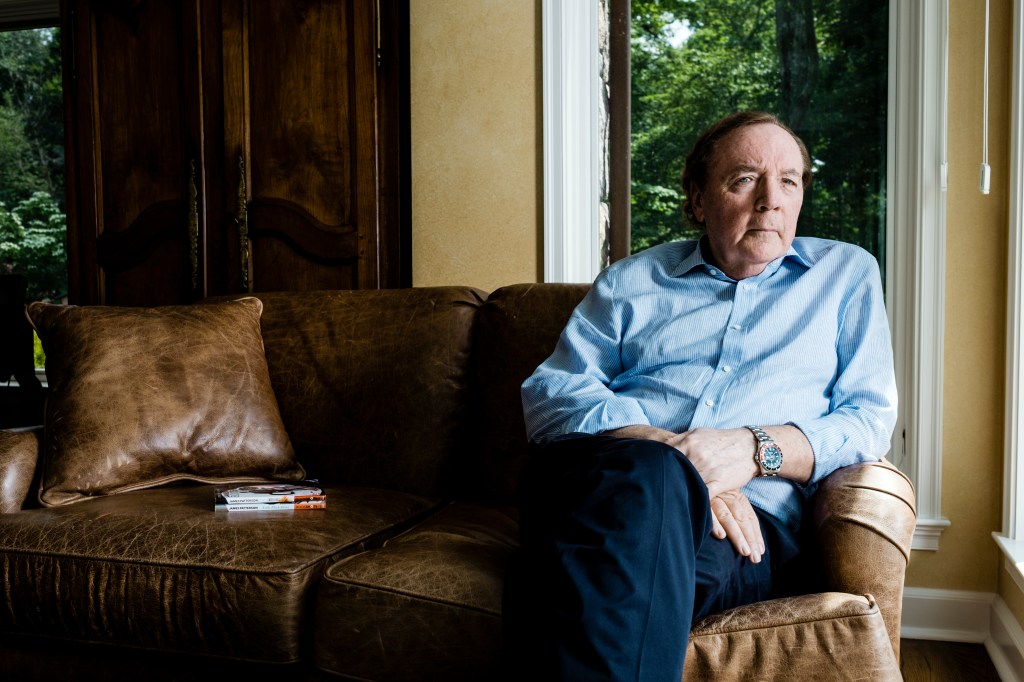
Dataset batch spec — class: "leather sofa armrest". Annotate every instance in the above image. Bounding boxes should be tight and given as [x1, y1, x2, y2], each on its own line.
[0, 427, 42, 512]
[810, 459, 917, 660]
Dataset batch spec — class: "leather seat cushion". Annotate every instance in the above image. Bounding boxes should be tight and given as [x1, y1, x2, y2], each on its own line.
[0, 483, 440, 663]
[685, 592, 901, 680]
[313, 501, 517, 681]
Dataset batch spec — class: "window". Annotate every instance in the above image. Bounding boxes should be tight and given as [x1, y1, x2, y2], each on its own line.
[0, 0, 63, 429]
[543, 0, 950, 549]
[630, 1, 887, 268]
[0, 25, 66, 311]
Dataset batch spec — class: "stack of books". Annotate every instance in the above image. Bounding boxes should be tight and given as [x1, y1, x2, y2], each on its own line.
[214, 481, 326, 511]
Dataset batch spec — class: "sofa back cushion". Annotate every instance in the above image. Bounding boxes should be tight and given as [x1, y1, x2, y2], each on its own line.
[466, 284, 589, 504]
[253, 288, 483, 497]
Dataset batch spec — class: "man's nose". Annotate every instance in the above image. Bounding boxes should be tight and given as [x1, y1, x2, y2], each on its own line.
[756, 179, 782, 211]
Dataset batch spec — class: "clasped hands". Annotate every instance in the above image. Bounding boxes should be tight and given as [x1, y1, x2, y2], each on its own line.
[603, 425, 765, 563]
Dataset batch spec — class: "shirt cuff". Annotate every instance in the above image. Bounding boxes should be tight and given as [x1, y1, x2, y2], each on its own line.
[789, 417, 883, 485]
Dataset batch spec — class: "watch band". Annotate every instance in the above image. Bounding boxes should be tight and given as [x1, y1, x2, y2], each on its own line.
[745, 425, 783, 477]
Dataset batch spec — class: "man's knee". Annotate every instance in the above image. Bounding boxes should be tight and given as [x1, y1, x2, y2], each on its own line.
[592, 436, 706, 497]
[524, 434, 708, 522]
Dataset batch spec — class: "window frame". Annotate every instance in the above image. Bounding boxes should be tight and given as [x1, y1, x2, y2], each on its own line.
[996, 0, 1024, 585]
[0, 0, 58, 30]
[542, 0, 951, 550]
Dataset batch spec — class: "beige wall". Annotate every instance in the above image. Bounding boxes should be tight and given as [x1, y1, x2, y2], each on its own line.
[408, 0, 1024, 626]
[409, 0, 542, 291]
[904, 0, 1010, 593]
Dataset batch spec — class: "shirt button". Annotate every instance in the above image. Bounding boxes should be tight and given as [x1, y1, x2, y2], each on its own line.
[731, 324, 742, 330]
[709, 268, 718, 276]
[705, 399, 715, 407]
[722, 365, 732, 373]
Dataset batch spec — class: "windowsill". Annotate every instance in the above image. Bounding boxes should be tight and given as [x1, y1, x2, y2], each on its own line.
[994, 533, 1024, 594]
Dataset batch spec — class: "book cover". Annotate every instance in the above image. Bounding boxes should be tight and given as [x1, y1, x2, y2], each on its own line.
[215, 480, 322, 503]
[216, 496, 327, 511]
[214, 480, 325, 510]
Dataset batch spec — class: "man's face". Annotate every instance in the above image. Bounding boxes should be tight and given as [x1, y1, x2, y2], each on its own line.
[691, 123, 805, 280]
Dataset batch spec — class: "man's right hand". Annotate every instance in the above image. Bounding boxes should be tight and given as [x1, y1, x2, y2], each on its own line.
[710, 489, 764, 563]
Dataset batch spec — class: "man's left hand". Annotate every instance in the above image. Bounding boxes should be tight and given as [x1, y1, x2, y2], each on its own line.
[673, 425, 814, 498]
[669, 427, 759, 499]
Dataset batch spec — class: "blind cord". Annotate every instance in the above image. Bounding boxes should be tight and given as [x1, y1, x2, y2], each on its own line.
[981, 0, 992, 194]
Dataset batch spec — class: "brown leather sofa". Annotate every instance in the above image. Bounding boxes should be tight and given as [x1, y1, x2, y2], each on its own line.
[0, 284, 916, 681]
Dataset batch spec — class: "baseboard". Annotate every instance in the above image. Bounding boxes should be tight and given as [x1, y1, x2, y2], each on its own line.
[901, 587, 993, 642]
[988, 597, 1024, 682]
[901, 587, 1024, 682]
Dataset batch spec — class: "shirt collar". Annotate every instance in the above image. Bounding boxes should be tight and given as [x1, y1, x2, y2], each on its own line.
[671, 236, 813, 280]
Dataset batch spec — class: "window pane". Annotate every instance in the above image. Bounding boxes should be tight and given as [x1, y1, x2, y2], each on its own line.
[631, 0, 888, 275]
[0, 25, 64, 429]
[0, 27, 66, 308]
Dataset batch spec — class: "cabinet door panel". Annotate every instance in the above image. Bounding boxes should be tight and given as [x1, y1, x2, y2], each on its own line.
[231, 0, 379, 292]
[66, 0, 205, 305]
[249, 238, 357, 291]
[95, 200, 193, 303]
[64, 0, 406, 304]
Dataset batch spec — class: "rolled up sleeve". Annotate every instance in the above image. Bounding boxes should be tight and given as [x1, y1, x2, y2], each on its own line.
[522, 271, 650, 441]
[790, 253, 898, 484]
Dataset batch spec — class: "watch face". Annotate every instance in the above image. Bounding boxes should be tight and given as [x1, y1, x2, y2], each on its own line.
[760, 444, 783, 471]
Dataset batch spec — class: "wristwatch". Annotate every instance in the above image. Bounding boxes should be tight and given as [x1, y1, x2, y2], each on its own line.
[746, 425, 783, 477]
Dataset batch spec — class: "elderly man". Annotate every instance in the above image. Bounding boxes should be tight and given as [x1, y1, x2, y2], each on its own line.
[505, 111, 897, 680]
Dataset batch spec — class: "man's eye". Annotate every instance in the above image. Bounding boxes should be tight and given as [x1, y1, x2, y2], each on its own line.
[735, 177, 753, 185]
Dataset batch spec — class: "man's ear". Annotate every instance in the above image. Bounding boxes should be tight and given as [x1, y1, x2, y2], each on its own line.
[690, 184, 705, 223]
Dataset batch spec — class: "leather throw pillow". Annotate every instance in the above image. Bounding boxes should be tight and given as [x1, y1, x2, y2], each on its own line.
[26, 297, 304, 506]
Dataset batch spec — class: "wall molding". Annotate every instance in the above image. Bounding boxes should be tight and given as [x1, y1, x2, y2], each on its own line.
[901, 587, 992, 642]
[901, 587, 1024, 682]
[990, 595, 1024, 682]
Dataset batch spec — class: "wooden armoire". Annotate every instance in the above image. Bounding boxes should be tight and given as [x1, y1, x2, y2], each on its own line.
[60, 0, 409, 306]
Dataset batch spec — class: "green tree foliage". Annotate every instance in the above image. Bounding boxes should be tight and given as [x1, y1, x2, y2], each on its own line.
[631, 0, 888, 261]
[0, 193, 66, 301]
[0, 28, 66, 301]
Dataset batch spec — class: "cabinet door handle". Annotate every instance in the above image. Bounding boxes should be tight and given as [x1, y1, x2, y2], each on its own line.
[188, 159, 199, 291]
[237, 155, 249, 291]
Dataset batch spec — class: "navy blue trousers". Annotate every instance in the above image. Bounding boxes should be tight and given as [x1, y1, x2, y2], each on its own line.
[503, 433, 803, 682]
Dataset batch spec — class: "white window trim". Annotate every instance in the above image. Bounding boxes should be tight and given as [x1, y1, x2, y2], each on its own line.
[542, 0, 602, 284]
[889, 0, 951, 550]
[543, 0, 950, 549]
[996, 0, 1024, 583]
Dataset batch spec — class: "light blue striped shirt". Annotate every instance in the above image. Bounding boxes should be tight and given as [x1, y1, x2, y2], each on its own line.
[521, 237, 898, 530]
